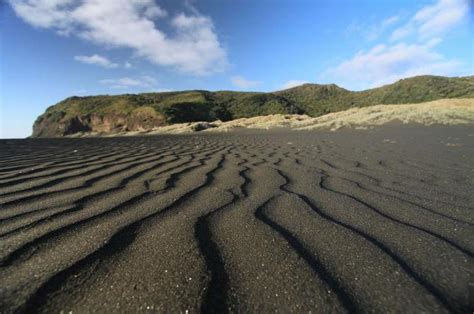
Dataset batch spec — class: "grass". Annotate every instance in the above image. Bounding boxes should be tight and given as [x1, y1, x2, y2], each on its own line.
[34, 75, 474, 137]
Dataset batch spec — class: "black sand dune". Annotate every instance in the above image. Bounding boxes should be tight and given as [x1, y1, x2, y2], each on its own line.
[0, 125, 473, 313]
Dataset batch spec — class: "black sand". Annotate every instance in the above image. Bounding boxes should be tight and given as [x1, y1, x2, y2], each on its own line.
[0, 125, 473, 313]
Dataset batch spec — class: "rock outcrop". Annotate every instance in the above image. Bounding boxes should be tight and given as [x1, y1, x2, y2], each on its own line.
[33, 107, 165, 137]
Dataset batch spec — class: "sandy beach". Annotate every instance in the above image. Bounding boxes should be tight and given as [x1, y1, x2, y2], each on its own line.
[0, 125, 473, 313]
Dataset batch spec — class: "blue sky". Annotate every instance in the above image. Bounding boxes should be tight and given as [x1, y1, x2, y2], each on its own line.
[1, 0, 473, 138]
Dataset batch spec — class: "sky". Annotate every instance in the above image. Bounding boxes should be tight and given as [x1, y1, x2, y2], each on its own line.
[1, 0, 473, 138]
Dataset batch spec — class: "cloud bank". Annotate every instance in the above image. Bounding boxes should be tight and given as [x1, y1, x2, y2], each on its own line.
[10, 0, 227, 75]
[391, 0, 470, 41]
[326, 0, 470, 89]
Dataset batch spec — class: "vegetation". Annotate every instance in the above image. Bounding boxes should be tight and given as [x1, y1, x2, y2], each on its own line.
[33, 75, 474, 137]
[276, 75, 474, 116]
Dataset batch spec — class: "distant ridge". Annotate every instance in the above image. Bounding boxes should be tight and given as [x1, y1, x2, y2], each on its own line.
[32, 75, 474, 137]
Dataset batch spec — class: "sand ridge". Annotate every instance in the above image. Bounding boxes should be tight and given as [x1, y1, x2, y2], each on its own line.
[0, 126, 473, 312]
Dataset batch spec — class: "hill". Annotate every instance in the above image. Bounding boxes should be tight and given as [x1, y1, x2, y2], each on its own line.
[32, 75, 474, 137]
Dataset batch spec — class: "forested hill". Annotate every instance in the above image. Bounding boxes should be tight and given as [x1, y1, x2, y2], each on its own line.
[32, 75, 474, 137]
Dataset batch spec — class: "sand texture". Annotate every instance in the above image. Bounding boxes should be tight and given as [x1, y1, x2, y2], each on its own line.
[0, 125, 473, 313]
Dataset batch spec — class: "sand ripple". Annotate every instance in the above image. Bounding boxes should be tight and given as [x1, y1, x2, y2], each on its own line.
[0, 126, 473, 312]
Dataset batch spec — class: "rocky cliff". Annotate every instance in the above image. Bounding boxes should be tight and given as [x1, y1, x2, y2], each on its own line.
[33, 106, 165, 138]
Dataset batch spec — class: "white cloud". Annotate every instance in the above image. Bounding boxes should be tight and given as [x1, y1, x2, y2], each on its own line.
[325, 41, 462, 89]
[391, 0, 469, 41]
[326, 0, 470, 90]
[99, 76, 158, 89]
[10, 0, 227, 75]
[390, 23, 414, 42]
[124, 61, 133, 69]
[10, 0, 73, 29]
[280, 80, 309, 90]
[231, 76, 262, 89]
[382, 15, 400, 27]
[347, 14, 401, 42]
[367, 15, 401, 41]
[74, 54, 118, 68]
[143, 5, 167, 19]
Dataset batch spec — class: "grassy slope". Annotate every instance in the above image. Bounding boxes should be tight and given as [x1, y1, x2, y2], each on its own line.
[276, 76, 474, 115]
[35, 75, 474, 136]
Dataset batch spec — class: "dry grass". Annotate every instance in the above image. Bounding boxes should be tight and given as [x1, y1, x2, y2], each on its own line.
[68, 98, 474, 137]
[294, 98, 474, 131]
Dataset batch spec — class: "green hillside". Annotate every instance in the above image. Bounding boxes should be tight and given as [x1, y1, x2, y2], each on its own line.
[32, 75, 474, 137]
